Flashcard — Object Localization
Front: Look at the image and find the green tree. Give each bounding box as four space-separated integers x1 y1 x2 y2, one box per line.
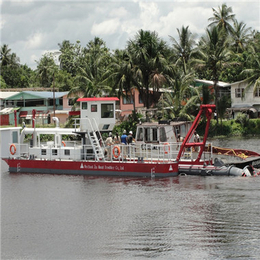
106 49 135 104
194 26 231 119
58 40 82 77
217 94 231 125
35 53 59 88
0 75 7 88
242 44 260 96
208 3 235 34
169 26 196 74
158 70 197 120
230 19 252 53
68 37 111 99
127 30 169 109
1 44 13 66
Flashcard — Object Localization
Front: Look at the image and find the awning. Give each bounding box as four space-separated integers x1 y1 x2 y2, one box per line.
229 107 258 113
35 111 48 118
0 107 20 114
249 108 258 113
54 110 69 115
69 111 80 116
19 111 28 117
0 107 13 114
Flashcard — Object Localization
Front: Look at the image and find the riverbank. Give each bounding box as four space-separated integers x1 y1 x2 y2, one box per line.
197 118 260 137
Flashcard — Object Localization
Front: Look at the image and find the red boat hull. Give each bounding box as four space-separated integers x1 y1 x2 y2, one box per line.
3 158 179 178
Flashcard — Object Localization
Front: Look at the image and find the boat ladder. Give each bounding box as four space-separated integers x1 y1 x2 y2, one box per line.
87 118 105 161
89 131 105 161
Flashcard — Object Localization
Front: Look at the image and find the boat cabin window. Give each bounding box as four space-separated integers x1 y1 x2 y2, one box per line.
144 128 158 143
159 127 167 142
52 149 58 156
41 149 47 155
91 105 97 112
64 150 70 156
101 104 114 118
102 124 110 130
82 102 88 110
12 131 18 143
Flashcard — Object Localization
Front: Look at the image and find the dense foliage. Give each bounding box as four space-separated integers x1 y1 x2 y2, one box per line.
1 4 260 124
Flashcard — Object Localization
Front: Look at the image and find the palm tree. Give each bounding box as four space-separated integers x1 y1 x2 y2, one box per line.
230 19 252 53
0 44 20 67
242 45 260 96
193 26 231 120
35 53 59 88
169 26 196 74
158 70 197 120
70 65 110 98
69 38 111 99
1 44 12 66
106 49 135 99
127 30 169 109
58 40 80 76
208 3 235 34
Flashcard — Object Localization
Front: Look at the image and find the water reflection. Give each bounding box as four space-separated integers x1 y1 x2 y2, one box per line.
1 159 260 259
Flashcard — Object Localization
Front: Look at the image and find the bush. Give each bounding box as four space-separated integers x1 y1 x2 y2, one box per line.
197 118 260 138
235 112 249 127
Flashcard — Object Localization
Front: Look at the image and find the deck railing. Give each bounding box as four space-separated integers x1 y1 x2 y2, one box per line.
7 141 213 165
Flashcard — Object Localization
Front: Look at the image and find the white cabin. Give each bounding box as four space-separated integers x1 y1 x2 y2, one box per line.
0 127 22 158
77 97 119 132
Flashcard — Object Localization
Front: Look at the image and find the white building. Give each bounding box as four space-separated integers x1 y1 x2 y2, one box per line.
230 80 260 118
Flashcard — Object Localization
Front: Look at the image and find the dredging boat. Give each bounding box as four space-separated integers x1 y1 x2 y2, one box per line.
1 98 258 177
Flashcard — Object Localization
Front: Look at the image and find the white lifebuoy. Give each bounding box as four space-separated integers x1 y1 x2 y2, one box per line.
10 144 16 155
112 146 121 158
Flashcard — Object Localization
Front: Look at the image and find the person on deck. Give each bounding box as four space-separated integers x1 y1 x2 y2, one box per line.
127 131 134 144
121 130 128 160
121 130 128 145
194 131 200 152
127 131 134 157
105 132 114 159
114 132 120 144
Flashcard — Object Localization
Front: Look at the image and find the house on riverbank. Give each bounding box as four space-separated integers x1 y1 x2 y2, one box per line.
230 80 260 118
1 91 71 125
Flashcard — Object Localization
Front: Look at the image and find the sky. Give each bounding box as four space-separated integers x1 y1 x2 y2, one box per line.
1 0 260 69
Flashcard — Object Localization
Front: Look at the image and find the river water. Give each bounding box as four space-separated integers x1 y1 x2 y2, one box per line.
1 137 260 260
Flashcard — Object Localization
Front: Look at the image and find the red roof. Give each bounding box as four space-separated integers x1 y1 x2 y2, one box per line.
77 97 119 102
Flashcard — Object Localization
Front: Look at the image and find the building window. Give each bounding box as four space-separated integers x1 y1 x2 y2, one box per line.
101 104 114 118
139 94 143 104
235 88 244 98
68 99 74 106
91 104 97 112
17 99 45 107
82 102 88 110
254 88 260 97
123 94 133 104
